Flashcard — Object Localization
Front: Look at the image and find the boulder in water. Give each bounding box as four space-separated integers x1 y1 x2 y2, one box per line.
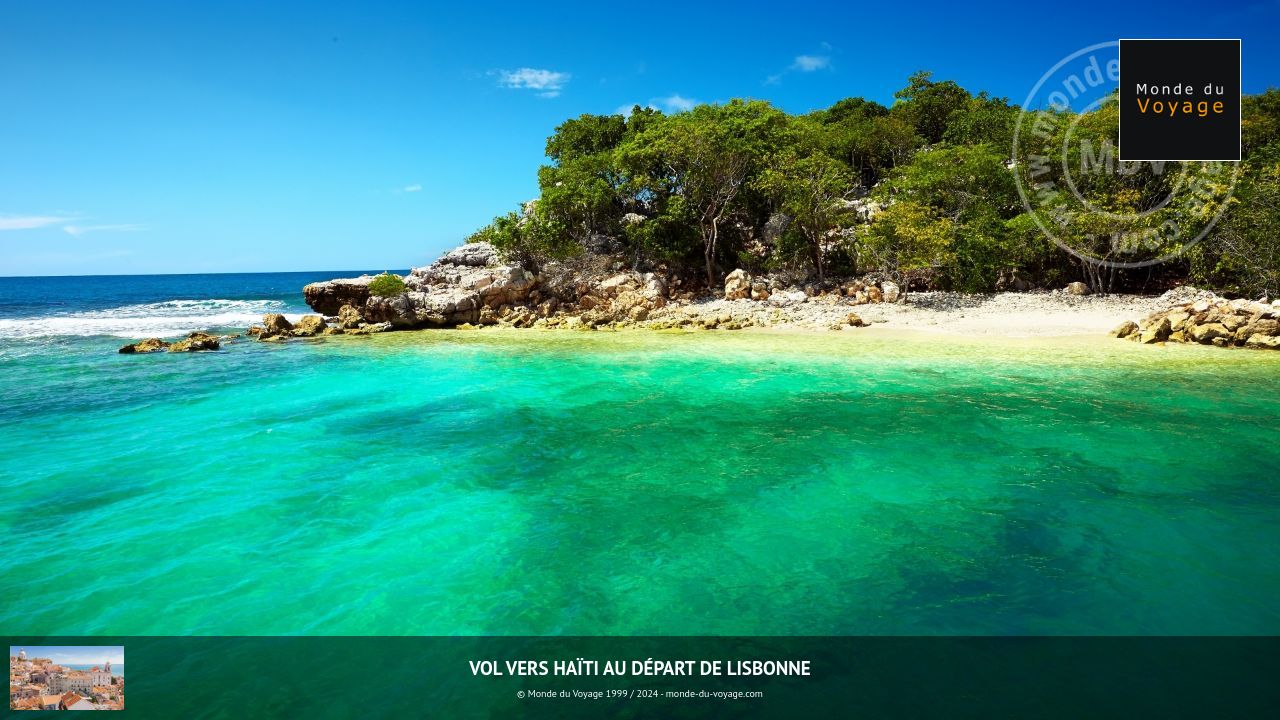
262 313 294 337
168 332 220 352
119 338 171 354
291 315 327 337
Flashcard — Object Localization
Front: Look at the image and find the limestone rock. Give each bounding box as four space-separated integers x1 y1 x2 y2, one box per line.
1138 318 1171 344
438 242 499 267
119 338 170 354
1109 320 1139 339
291 315 328 337
1189 322 1229 344
336 304 363 329
402 241 535 316
1066 281 1091 296
168 332 220 352
303 276 373 315
346 322 393 335
866 286 884 303
641 273 668 306
769 290 808 306
881 281 900 303
1245 334 1280 349
724 269 751 300
262 313 294 336
365 288 480 327
1122 292 1280 350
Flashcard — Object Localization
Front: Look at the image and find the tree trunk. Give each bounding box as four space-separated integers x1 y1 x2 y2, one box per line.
704 221 719 289
809 232 824 283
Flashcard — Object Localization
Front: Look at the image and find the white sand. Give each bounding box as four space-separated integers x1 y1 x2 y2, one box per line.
653 290 1186 338
849 291 1165 338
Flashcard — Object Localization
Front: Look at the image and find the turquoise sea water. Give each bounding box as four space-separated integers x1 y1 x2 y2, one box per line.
3 285 1279 636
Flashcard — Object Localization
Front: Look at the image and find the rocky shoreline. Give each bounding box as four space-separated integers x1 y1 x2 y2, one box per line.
115 241 1280 351
1111 291 1280 349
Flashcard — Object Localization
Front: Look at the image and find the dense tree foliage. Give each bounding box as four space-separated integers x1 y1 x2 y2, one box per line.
468 75 1280 296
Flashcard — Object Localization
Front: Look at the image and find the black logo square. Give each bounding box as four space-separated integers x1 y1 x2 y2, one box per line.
1120 39 1241 161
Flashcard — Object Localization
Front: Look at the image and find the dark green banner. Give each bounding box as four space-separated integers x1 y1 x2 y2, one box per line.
6 637 1278 718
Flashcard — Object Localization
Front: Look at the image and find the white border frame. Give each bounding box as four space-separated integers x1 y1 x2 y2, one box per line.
1118 38 1242 163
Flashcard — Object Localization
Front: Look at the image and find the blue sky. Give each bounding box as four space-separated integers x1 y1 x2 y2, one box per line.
2 0 1277 276
10 646 124 665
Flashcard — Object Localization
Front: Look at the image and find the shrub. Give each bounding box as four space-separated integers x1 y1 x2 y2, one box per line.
368 272 406 297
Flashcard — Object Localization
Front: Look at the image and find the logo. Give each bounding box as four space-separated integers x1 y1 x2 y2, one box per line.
1012 41 1240 269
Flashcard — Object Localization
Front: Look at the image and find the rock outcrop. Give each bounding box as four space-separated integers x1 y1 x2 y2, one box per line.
261 313 294 337
119 337 171 354
168 332 221 352
303 276 373 315
724 269 751 300
308 242 538 329
336 304 363 329
298 242 929 334
291 315 328 337
119 332 222 354
1113 296 1280 349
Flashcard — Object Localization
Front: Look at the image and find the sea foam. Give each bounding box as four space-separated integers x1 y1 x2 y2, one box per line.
0 298 301 338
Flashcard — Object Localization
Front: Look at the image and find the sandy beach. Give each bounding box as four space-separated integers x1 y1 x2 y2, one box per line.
639 288 1209 339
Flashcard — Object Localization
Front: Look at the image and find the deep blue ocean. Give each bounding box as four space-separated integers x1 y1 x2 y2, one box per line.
0 271 402 340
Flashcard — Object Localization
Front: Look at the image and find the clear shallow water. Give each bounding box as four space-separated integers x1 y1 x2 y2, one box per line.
1 275 1278 636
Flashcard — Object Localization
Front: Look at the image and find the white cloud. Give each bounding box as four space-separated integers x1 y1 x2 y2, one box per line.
656 94 697 112
496 68 570 97
403 183 422 193
791 55 831 72
0 215 75 231
62 223 146 236
766 47 837 85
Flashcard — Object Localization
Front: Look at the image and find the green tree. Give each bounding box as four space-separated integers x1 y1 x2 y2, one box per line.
757 124 855 281
1190 142 1280 297
467 206 575 269
545 113 627 163
618 100 790 285
877 144 1023 290
943 92 1018 149
1241 89 1280 156
892 71 972 145
857 201 956 292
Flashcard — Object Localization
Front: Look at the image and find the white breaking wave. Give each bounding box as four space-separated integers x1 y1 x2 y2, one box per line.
0 299 305 339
